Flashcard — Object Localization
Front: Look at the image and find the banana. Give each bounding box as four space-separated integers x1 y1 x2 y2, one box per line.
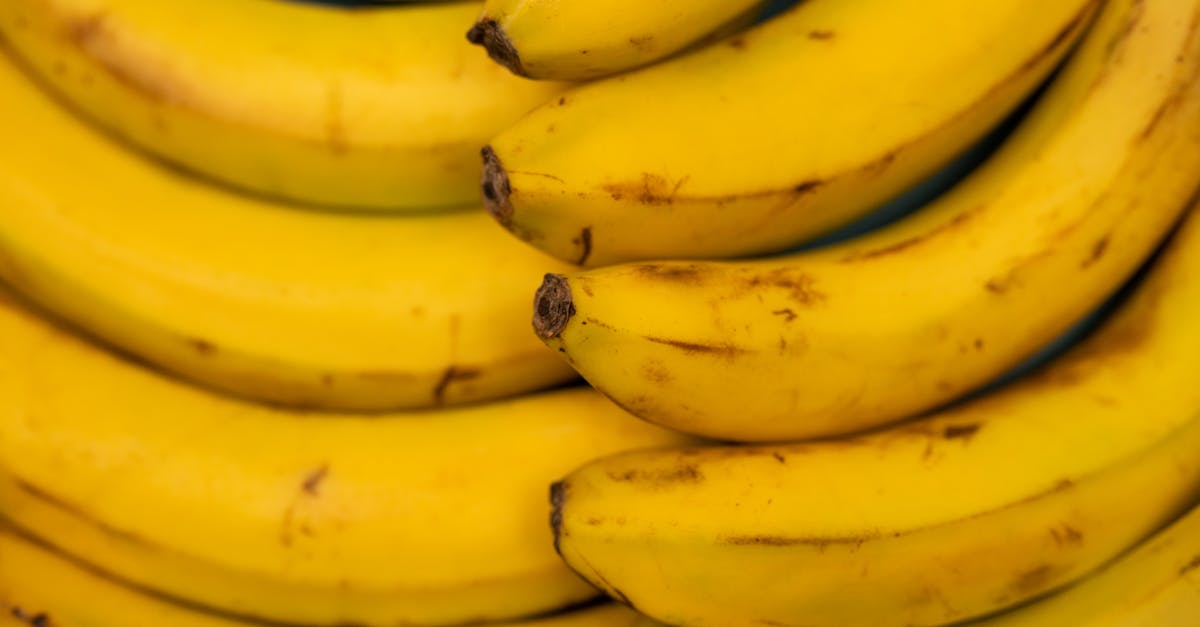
0 287 692 626
468 0 767 80
0 524 655 627
0 0 566 210
480 0 1099 266
0 48 580 410
969 501 1200 626
551 187 1200 626
532 0 1200 442
0 523 655 627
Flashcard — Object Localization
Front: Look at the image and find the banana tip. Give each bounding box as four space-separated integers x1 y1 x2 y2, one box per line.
466 20 526 76
534 274 574 340
480 146 513 225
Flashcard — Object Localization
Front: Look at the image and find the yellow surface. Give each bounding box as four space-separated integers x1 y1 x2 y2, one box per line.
0 0 566 208
972 501 1200 625
0 288 691 625
556 195 1200 624
0 523 654 626
477 0 766 79
0 49 578 410
488 0 1098 264
542 0 1200 441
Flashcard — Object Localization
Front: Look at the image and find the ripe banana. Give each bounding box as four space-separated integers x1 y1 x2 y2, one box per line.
0 287 692 626
532 0 1200 442
0 0 566 210
0 522 653 627
468 0 767 80
480 0 1099 265
552 189 1200 626
970 501 1200 626
0 49 579 411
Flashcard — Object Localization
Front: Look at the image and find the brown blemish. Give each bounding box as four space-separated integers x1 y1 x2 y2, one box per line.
10 608 52 627
629 35 654 51
808 30 835 40
942 423 981 440
1012 564 1059 594
557 97 566 106
466 20 526 76
549 480 568 554
480 146 513 225
643 335 749 358
642 360 673 384
573 227 593 265
985 279 1008 294
607 464 704 485
586 517 604 526
1049 524 1084 546
633 263 707 283
729 37 746 50
723 534 872 551
1179 554 1200 575
301 465 329 496
745 269 824 305
432 365 482 404
324 81 346 154
66 12 107 45
794 180 823 195
772 308 797 322
582 316 614 330
533 274 575 340
974 338 984 350
187 338 216 354
772 452 786 464
1082 234 1110 268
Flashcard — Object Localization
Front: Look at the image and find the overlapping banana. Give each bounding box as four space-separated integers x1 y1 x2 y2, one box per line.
468 0 767 80
480 0 1099 265
533 0 1200 442
0 0 566 209
552 188 1200 626
0 287 692 626
0 522 654 627
0 50 580 410
971 500 1200 626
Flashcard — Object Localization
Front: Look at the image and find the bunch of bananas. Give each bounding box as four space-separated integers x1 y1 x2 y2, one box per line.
1 0 1199 625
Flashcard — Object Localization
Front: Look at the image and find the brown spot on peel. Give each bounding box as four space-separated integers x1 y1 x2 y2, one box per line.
808 30 835 40
432 366 482 404
534 274 575 340
607 464 704 486
466 20 526 76
643 336 749 358
301 465 329 496
942 423 981 440
573 227 593 265
1180 555 1200 575
187 338 216 354
480 146 513 225
1082 235 1110 268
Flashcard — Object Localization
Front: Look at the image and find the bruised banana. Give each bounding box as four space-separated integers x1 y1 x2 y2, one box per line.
533 0 1200 442
468 0 768 80
0 289 691 626
0 0 565 210
969 499 1200 627
0 49 579 411
481 0 1099 265
0 524 653 627
552 192 1200 626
